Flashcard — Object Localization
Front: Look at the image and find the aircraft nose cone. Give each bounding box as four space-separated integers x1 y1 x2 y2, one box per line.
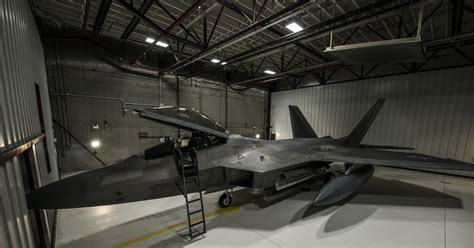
313 164 375 206
313 188 336 206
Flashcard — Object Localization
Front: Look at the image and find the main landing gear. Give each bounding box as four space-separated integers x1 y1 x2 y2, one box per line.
218 191 233 208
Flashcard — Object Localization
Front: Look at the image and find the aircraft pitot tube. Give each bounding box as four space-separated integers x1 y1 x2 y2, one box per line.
313 164 374 206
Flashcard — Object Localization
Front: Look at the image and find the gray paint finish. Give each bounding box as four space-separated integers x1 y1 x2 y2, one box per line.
272 67 474 177
0 0 58 246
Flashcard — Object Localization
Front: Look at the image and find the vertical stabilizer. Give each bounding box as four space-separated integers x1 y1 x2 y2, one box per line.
289 106 318 138
342 98 385 146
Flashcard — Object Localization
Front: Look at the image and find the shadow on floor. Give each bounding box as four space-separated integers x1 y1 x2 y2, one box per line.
58 176 464 247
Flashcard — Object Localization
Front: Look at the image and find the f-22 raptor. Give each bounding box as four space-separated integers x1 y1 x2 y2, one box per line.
28 98 473 211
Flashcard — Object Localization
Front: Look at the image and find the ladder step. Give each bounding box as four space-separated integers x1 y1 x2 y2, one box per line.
190 220 204 228
189 209 202 215
188 198 202 203
190 231 206 238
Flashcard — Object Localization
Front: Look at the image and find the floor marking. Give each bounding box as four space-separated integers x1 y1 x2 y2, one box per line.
115 205 240 248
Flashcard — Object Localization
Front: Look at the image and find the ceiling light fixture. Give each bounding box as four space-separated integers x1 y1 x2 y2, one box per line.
155 41 169 48
145 38 169 48
211 58 221 63
285 22 303 33
264 70 276 75
221 62 227 65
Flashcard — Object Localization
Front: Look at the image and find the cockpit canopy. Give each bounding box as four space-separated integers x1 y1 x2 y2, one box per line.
136 106 228 159
135 106 229 138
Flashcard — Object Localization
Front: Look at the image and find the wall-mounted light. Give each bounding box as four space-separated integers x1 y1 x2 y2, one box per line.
91 140 101 148
264 70 276 75
255 134 260 139
285 22 303 33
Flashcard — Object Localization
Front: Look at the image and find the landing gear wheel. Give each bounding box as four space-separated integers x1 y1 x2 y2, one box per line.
323 172 335 185
218 192 232 208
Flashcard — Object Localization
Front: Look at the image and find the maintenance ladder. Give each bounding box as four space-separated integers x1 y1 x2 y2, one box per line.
174 147 207 239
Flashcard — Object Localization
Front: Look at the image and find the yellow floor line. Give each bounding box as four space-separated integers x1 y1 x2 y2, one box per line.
115 205 240 248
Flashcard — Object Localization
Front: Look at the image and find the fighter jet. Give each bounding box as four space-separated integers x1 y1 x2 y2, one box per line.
28 98 474 211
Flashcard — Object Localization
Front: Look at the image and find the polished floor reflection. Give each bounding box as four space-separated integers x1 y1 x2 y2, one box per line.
56 166 474 247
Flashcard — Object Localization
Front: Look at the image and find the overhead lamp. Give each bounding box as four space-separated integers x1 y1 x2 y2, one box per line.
211 58 221 63
221 61 227 65
91 140 101 148
285 22 303 33
145 37 169 48
264 70 276 75
156 41 169 48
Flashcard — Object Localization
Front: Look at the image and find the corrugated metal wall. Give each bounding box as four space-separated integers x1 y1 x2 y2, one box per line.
0 0 58 247
272 67 474 177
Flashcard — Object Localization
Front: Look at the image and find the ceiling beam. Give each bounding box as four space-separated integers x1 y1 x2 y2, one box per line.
118 0 204 52
129 0 205 65
451 0 465 36
93 0 112 33
81 0 91 33
219 0 327 62
121 0 154 39
231 31 474 88
225 0 423 66
164 0 316 72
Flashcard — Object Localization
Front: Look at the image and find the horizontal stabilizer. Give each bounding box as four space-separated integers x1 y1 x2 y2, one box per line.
289 106 318 138
355 144 414 150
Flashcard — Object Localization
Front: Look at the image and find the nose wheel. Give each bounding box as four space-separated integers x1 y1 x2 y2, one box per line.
218 192 232 208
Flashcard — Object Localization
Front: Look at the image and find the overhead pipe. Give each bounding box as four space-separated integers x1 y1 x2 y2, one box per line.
50 92 160 114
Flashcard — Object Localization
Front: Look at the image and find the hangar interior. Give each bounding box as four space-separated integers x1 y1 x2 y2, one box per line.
1 0 474 247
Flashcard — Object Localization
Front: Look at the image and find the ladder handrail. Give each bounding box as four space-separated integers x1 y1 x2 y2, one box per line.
173 147 207 238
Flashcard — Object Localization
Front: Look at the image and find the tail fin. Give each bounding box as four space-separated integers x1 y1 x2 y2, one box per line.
342 98 385 146
289 106 318 138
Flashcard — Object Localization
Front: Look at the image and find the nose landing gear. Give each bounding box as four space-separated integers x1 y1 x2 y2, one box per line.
218 191 233 208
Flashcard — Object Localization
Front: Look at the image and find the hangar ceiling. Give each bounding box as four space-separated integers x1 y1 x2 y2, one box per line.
31 0 474 89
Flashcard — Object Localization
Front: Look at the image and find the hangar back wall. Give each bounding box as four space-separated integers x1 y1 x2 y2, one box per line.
271 66 474 177
43 39 268 172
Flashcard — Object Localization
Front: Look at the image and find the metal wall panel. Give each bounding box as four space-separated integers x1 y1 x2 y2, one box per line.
0 0 58 246
43 38 268 172
272 67 474 177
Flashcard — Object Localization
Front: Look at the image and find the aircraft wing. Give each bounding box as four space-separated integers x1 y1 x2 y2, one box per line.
322 147 474 171
134 106 229 138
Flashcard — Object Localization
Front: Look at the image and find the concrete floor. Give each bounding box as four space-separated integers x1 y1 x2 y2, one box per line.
55 167 474 248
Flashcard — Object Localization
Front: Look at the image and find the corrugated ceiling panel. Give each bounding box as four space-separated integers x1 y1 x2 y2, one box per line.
272 67 474 176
